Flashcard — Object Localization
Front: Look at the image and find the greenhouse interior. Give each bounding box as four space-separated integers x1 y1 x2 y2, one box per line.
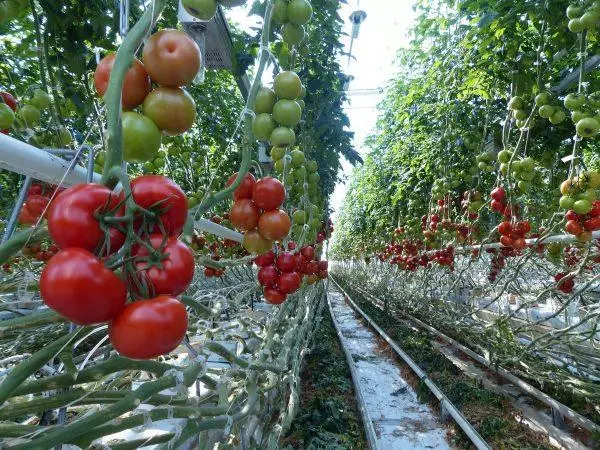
0 0 599 448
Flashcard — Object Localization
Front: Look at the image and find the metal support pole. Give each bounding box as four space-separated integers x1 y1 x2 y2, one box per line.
119 0 130 37
1 176 33 244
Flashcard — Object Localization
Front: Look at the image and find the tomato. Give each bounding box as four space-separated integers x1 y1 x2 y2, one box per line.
276 251 297 272
94 54 151 110
48 184 125 253
306 274 319 285
0 91 17 111
273 71 302 100
252 177 285 210
182 0 217 20
129 175 188 236
584 216 600 231
278 271 301 294
229 199 259 232
258 265 279 287
287 0 313 25
264 287 287 305
272 0 288 23
133 234 195 297
122 111 161 163
204 267 216 277
512 238 526 251
40 248 127 325
565 220 584 235
142 29 201 87
254 250 275 267
28 183 43 196
252 113 276 141
499 235 513 247
514 221 531 236
316 231 326 243
226 172 256 200
143 87 196 135
282 23 305 46
255 87 277 114
0 103 15 129
565 210 579 221
270 126 296 147
243 230 273 254
272 99 302 128
109 296 188 359
18 105 40 127
25 194 50 217
258 210 291 242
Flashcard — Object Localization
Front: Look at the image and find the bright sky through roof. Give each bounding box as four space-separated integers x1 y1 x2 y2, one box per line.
225 1 417 219
331 0 416 221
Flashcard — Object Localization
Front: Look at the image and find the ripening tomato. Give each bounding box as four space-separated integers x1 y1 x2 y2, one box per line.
48 184 125 253
278 271 301 294
252 177 286 210
229 199 259 232
94 54 151 110
264 287 287 305
122 111 162 163
243 230 273 255
133 234 195 297
258 265 279 287
258 210 291 242
143 87 196 135
226 172 256 200
129 175 188 236
142 29 201 87
40 248 127 325
109 296 188 359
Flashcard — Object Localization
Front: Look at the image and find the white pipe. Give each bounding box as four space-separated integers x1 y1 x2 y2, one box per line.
0 133 100 186
458 230 600 253
195 219 243 243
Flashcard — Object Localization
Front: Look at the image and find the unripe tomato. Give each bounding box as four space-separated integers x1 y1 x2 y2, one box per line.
273 71 302 100
243 230 273 255
182 0 217 20
40 248 127 325
270 126 296 147
0 103 15 128
272 99 302 127
282 23 305 46
109 296 188 359
258 209 291 241
94 55 151 110
272 0 288 23
252 113 276 141
255 86 277 113
19 104 40 127
143 87 196 135
142 29 201 87
287 0 313 25
122 111 161 163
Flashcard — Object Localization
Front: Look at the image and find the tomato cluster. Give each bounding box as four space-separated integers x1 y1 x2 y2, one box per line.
94 29 200 163
255 242 327 305
497 219 531 251
37 175 192 360
226 173 292 253
18 182 64 225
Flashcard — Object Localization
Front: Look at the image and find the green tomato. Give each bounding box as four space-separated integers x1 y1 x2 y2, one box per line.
282 23 305 46
18 105 40 127
252 113 276 141
272 0 288 24
477 161 487 171
5 0 21 19
29 89 51 110
576 117 600 138
270 126 296 147
272 99 302 127
508 96 524 110
290 149 305 167
534 92 551 106
549 110 566 125
287 0 313 25
293 209 307 224
573 199 592 215
308 172 320 184
497 150 512 163
270 146 286 161
567 5 582 19
255 87 277 114
568 18 585 33
517 180 531 193
294 165 307 179
520 157 535 172
577 189 596 202
58 126 73 145
181 0 217 21
571 110 587 123
122 111 161 163
274 158 286 174
0 103 15 129
564 93 586 110
144 161 155 172
538 104 555 119
273 71 302 100
514 109 528 121
580 10 600 28
306 160 318 172
153 157 166 168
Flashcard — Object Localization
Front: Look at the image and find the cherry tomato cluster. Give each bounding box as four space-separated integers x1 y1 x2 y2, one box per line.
564 203 600 241
39 174 193 360
226 173 292 253
94 29 200 163
497 219 531 251
22 242 59 262
255 241 327 305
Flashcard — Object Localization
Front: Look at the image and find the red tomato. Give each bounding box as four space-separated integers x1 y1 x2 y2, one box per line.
512 238 527 251
584 216 600 231
94 54 151 110
133 234 195 297
40 248 127 325
498 221 512 236
204 267 216 277
252 177 286 211
258 209 291 241
0 92 17 111
514 220 531 236
499 235 513 247
490 187 506 202
48 184 125 253
254 250 275 267
109 296 188 359
258 265 279 287
130 175 188 236
276 252 298 272
565 210 579 222
142 29 201 87
27 183 43 196
300 245 315 260
227 172 256 200
229 199 259 231
18 205 38 225
278 271 301 294
264 287 287 305
316 231 326 243
565 220 583 235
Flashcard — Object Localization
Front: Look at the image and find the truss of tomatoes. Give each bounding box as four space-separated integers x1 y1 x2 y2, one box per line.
38 174 193 360
94 28 200 164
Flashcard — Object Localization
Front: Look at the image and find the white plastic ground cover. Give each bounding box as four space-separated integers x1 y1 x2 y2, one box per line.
328 290 451 450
